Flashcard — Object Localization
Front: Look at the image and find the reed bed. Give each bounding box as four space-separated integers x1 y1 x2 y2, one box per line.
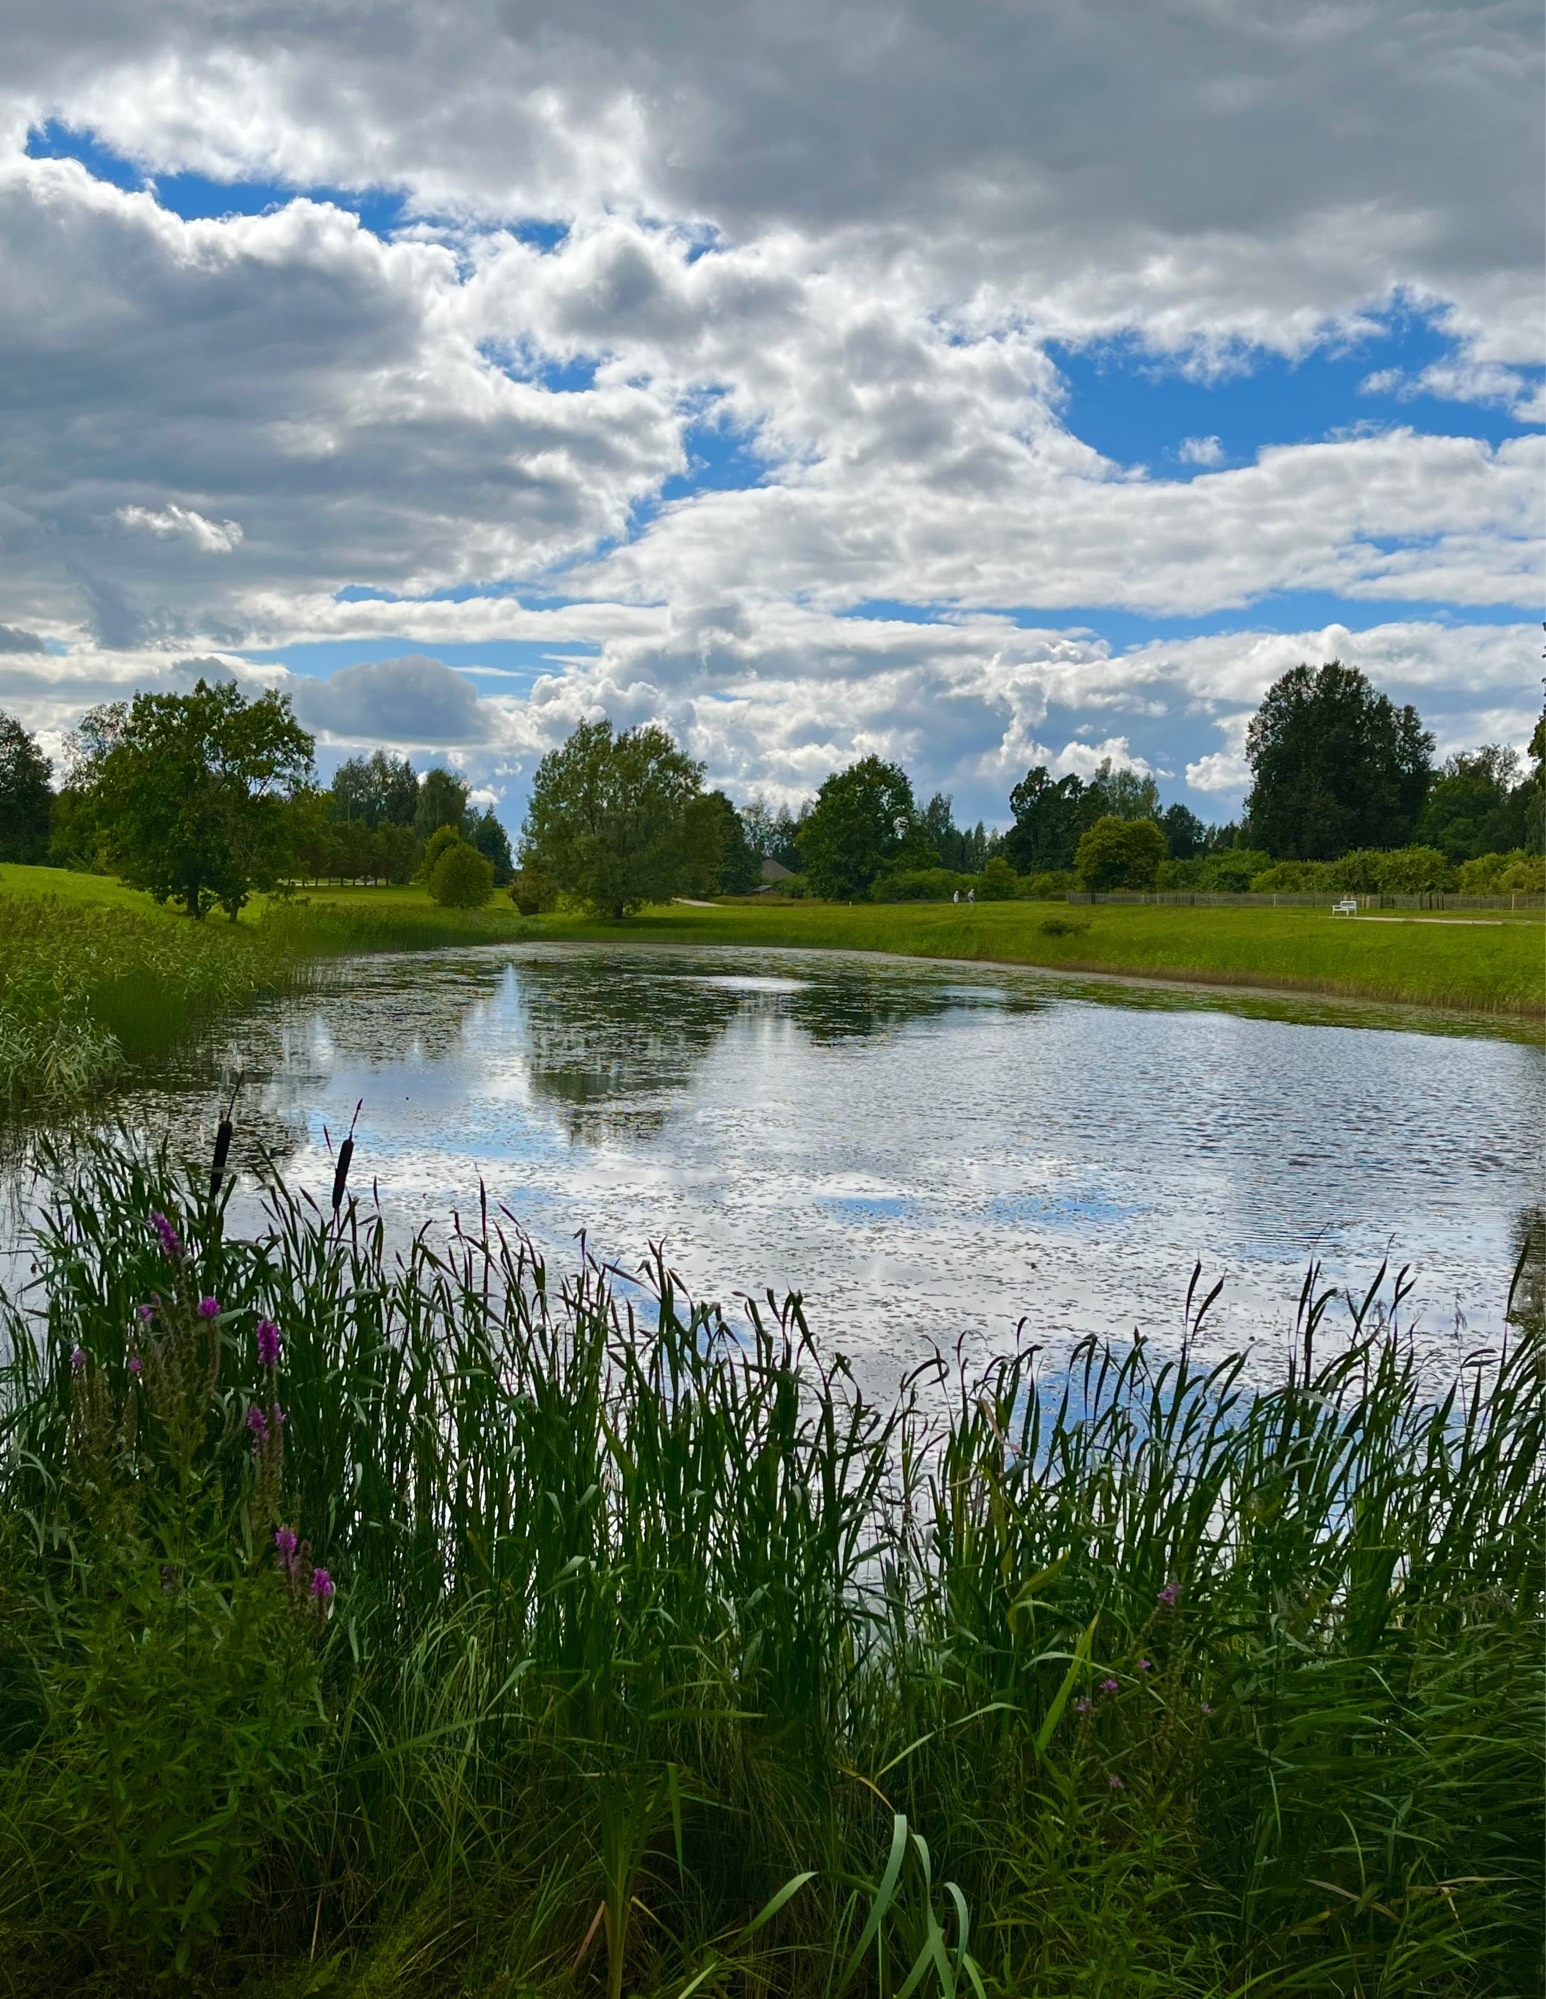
0 1141 1540 1997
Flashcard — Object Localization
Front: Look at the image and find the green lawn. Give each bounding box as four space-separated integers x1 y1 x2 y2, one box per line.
531 895 1545 1020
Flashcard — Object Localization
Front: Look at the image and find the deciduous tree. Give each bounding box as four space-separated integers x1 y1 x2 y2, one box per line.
797 756 918 900
520 719 704 917
1075 814 1166 890
1245 661 1433 859
0 710 52 863
78 680 313 918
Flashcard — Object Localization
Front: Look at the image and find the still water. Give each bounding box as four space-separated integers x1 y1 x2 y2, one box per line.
47 944 1546 1385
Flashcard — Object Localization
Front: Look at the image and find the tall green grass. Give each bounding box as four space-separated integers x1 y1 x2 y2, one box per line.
0 1142 1539 1994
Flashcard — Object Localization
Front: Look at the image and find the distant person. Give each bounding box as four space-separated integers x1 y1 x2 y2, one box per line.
952 889 960 903
966 888 975 904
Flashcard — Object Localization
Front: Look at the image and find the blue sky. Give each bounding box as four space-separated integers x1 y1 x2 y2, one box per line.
1 7 1539 828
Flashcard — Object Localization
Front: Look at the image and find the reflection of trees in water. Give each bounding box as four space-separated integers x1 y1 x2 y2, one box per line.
514 955 1044 1142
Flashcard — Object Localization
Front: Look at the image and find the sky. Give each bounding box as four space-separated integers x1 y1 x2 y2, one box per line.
0 0 1540 831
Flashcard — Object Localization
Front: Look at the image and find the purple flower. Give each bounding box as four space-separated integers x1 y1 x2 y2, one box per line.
1201 1703 1214 1716
127 1355 143 1376
311 1568 334 1602
1108 1774 1124 1791
197 1296 221 1319
1100 1677 1120 1695
274 1525 298 1571
255 1319 281 1367
1156 1582 1180 1608
136 1302 156 1323
247 1404 269 1443
1074 1697 1091 1715
69 1346 86 1372
1139 1658 1153 1672
149 1212 183 1260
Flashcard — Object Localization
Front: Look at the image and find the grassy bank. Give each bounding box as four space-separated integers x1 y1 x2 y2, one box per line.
0 1142 1540 1995
534 897 1546 1019
0 868 534 1103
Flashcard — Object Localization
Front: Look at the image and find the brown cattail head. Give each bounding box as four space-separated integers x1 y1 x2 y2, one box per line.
331 1100 362 1214
209 1116 233 1195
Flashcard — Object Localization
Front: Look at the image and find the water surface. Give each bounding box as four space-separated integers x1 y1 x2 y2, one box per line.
63 941 1539 1389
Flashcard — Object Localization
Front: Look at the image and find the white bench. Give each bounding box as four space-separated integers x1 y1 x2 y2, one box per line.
1331 897 1358 916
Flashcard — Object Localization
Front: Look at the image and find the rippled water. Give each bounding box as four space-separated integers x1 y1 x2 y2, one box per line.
19 944 1546 1386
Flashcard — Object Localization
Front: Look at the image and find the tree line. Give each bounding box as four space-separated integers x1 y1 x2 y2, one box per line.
0 683 512 916
0 658 1539 918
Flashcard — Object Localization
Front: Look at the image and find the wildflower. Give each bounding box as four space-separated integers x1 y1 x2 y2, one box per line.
1201 1703 1214 1716
127 1355 143 1376
1138 1658 1153 1672
1156 1582 1180 1608
256 1318 281 1366
1108 1774 1124 1791
149 1211 183 1260
311 1568 334 1602
247 1404 269 1443
197 1296 221 1319
274 1525 298 1571
70 1346 86 1371
136 1302 156 1323
1074 1697 1091 1715
1100 1677 1119 1695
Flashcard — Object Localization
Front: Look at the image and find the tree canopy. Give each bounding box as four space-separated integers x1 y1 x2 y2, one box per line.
413 767 472 841
1075 814 1166 890
1245 661 1433 859
796 756 918 899
520 719 704 917
0 711 52 863
330 750 419 828
74 679 313 918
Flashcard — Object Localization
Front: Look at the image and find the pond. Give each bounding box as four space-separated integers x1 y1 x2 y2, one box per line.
19 943 1546 1388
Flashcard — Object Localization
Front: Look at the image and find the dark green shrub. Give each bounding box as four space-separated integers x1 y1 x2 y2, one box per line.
427 839 494 907
977 855 1022 899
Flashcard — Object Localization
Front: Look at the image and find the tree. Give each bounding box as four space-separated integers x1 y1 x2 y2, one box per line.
413 766 471 841
920 791 992 873
740 798 806 871
684 790 760 894
1003 768 1091 873
796 757 918 900
1085 758 1160 822
521 719 705 918
467 806 514 883
78 679 314 918
1161 803 1207 859
0 711 53 862
1419 747 1518 862
1075 815 1166 890
331 750 419 828
427 839 494 908
1244 661 1433 859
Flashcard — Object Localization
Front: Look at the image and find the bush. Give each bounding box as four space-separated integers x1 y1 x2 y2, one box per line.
1497 853 1545 893
507 865 557 915
1249 860 1337 892
418 823 464 881
1075 815 1166 891
1024 869 1075 899
1329 846 1452 894
427 840 495 908
870 866 975 902
977 855 1023 900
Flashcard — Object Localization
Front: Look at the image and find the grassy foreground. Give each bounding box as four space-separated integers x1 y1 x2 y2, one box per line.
0 1142 1540 1995
533 898 1546 1020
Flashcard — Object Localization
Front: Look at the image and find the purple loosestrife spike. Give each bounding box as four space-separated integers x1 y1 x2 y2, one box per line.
311 1568 334 1602
70 1347 86 1371
1100 1678 1119 1694
137 1302 155 1322
1139 1658 1153 1672
1157 1582 1180 1607
274 1525 298 1571
197 1296 220 1319
247 1405 269 1443
256 1319 281 1367
1074 1698 1091 1715
1108 1774 1124 1791
128 1355 142 1375
149 1212 183 1260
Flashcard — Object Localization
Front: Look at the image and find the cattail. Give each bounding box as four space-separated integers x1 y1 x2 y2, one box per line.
209 1079 240 1195
331 1100 362 1215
